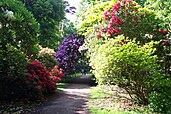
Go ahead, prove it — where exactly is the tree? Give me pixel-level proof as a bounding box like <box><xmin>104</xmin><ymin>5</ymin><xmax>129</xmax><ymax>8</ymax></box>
<box><xmin>77</xmin><ymin>0</ymin><xmax>111</xmax><ymax>23</ymax></box>
<box><xmin>0</xmin><ymin>0</ymin><xmax>39</xmax><ymax>55</ymax></box>
<box><xmin>21</xmin><ymin>0</ymin><xmax>66</xmax><ymax>50</ymax></box>
<box><xmin>0</xmin><ymin>0</ymin><xmax>39</xmax><ymax>100</ymax></box>
<box><xmin>60</xmin><ymin>19</ymin><xmax>77</xmax><ymax>38</ymax></box>
<box><xmin>145</xmin><ymin>0</ymin><xmax>171</xmax><ymax>20</ymax></box>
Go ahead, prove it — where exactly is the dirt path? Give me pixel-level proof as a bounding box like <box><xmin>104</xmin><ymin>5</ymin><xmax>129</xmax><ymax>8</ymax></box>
<box><xmin>32</xmin><ymin>76</ymin><xmax>92</xmax><ymax>114</ymax></box>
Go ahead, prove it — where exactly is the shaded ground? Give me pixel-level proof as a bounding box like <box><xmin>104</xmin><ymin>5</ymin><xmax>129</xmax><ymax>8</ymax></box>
<box><xmin>32</xmin><ymin>75</ymin><xmax>93</xmax><ymax>114</ymax></box>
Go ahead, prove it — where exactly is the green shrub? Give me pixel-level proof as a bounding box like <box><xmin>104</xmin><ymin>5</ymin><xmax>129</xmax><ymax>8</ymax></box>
<box><xmin>91</xmin><ymin>35</ymin><xmax>167</xmax><ymax>104</ymax></box>
<box><xmin>0</xmin><ymin>0</ymin><xmax>39</xmax><ymax>56</ymax></box>
<box><xmin>148</xmin><ymin>87</ymin><xmax>171</xmax><ymax>114</ymax></box>
<box><xmin>36</xmin><ymin>45</ymin><xmax>58</xmax><ymax>69</ymax></box>
<box><xmin>0</xmin><ymin>45</ymin><xmax>29</xmax><ymax>100</ymax></box>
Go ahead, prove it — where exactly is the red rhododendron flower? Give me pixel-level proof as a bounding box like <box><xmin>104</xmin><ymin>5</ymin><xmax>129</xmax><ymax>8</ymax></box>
<box><xmin>163</xmin><ymin>41</ymin><xmax>169</xmax><ymax>45</ymax></box>
<box><xmin>124</xmin><ymin>0</ymin><xmax>127</xmax><ymax>5</ymax></box>
<box><xmin>132</xmin><ymin>18</ymin><xmax>137</xmax><ymax>22</ymax></box>
<box><xmin>124</xmin><ymin>40</ymin><xmax>127</xmax><ymax>44</ymax></box>
<box><xmin>31</xmin><ymin>69</ymin><xmax>36</xmax><ymax>74</ymax></box>
<box><xmin>159</xmin><ymin>30</ymin><xmax>169</xmax><ymax>35</ymax></box>
<box><xmin>107</xmin><ymin>9</ymin><xmax>110</xmax><ymax>13</ymax></box>
<box><xmin>35</xmin><ymin>86</ymin><xmax>41</xmax><ymax>91</ymax></box>
<box><xmin>118</xmin><ymin>42</ymin><xmax>123</xmax><ymax>46</ymax></box>
<box><xmin>134</xmin><ymin>9</ymin><xmax>138</xmax><ymax>12</ymax></box>
<box><xmin>126</xmin><ymin>12</ymin><xmax>130</xmax><ymax>15</ymax></box>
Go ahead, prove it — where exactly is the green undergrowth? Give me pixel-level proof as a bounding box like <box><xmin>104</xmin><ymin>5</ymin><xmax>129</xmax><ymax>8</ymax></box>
<box><xmin>60</xmin><ymin>72</ymin><xmax>83</xmax><ymax>82</ymax></box>
<box><xmin>89</xmin><ymin>85</ymin><xmax>154</xmax><ymax>114</ymax></box>
<box><xmin>56</xmin><ymin>83</ymin><xmax>69</xmax><ymax>91</ymax></box>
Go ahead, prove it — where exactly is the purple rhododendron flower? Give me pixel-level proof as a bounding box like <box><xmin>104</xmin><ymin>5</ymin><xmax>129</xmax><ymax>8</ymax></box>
<box><xmin>56</xmin><ymin>33</ymin><xmax>84</xmax><ymax>71</ymax></box>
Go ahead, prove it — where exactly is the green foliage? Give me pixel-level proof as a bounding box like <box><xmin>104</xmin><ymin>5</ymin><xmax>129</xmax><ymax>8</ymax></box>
<box><xmin>77</xmin><ymin>0</ymin><xmax>117</xmax><ymax>62</ymax></box>
<box><xmin>145</xmin><ymin>0</ymin><xmax>171</xmax><ymax>37</ymax></box>
<box><xmin>148</xmin><ymin>87</ymin><xmax>171</xmax><ymax>114</ymax></box>
<box><xmin>89</xmin><ymin>86</ymin><xmax>141</xmax><ymax>114</ymax></box>
<box><xmin>78</xmin><ymin>0</ymin><xmax>117</xmax><ymax>36</ymax></box>
<box><xmin>0</xmin><ymin>0</ymin><xmax>40</xmax><ymax>56</ymax></box>
<box><xmin>0</xmin><ymin>0</ymin><xmax>40</xmax><ymax>100</ymax></box>
<box><xmin>21</xmin><ymin>0</ymin><xmax>66</xmax><ymax>50</ymax></box>
<box><xmin>61</xmin><ymin>19</ymin><xmax>77</xmax><ymax>38</ymax></box>
<box><xmin>99</xmin><ymin>0</ymin><xmax>164</xmax><ymax>44</ymax></box>
<box><xmin>78</xmin><ymin>0</ymin><xmax>111</xmax><ymax>20</ymax></box>
<box><xmin>90</xmin><ymin>35</ymin><xmax>167</xmax><ymax>104</ymax></box>
<box><xmin>36</xmin><ymin>45</ymin><xmax>58</xmax><ymax>69</ymax></box>
<box><xmin>145</xmin><ymin>0</ymin><xmax>171</xmax><ymax>22</ymax></box>
<box><xmin>0</xmin><ymin>45</ymin><xmax>28</xmax><ymax>78</ymax></box>
<box><xmin>0</xmin><ymin>45</ymin><xmax>29</xmax><ymax>100</ymax></box>
<box><xmin>135</xmin><ymin>0</ymin><xmax>147</xmax><ymax>6</ymax></box>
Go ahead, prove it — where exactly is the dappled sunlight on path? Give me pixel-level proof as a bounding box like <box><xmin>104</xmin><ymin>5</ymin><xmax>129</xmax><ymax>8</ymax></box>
<box><xmin>32</xmin><ymin>76</ymin><xmax>92</xmax><ymax>114</ymax></box>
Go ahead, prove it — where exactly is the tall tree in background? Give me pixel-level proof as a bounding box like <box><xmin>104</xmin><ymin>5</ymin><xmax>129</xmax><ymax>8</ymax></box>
<box><xmin>145</xmin><ymin>0</ymin><xmax>171</xmax><ymax>22</ymax></box>
<box><xmin>21</xmin><ymin>0</ymin><xmax>66</xmax><ymax>50</ymax></box>
<box><xmin>77</xmin><ymin>0</ymin><xmax>110</xmax><ymax>22</ymax></box>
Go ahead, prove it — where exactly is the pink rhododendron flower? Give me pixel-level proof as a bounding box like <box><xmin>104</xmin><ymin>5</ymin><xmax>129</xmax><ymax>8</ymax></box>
<box><xmin>114</xmin><ymin>27</ymin><xmax>119</xmax><ymax>34</ymax></box>
<box><xmin>98</xmin><ymin>31</ymin><xmax>102</xmax><ymax>38</ymax></box>
<box><xmin>127</xmin><ymin>0</ymin><xmax>132</xmax><ymax>2</ymax></box>
<box><xmin>113</xmin><ymin>2</ymin><xmax>121</xmax><ymax>12</ymax></box>
<box><xmin>55</xmin><ymin>65</ymin><xmax>59</xmax><ymax>69</ymax></box>
<box><xmin>107</xmin><ymin>29</ymin><xmax>112</xmax><ymax>35</ymax></box>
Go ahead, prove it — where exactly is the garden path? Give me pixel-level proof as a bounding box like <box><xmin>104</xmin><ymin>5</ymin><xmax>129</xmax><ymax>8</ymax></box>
<box><xmin>32</xmin><ymin>75</ymin><xmax>93</xmax><ymax>114</ymax></box>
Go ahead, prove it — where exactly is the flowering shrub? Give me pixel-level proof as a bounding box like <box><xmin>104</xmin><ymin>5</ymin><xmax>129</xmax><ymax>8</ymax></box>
<box><xmin>51</xmin><ymin>65</ymin><xmax>65</xmax><ymax>82</ymax></box>
<box><xmin>36</xmin><ymin>45</ymin><xmax>58</xmax><ymax>69</ymax></box>
<box><xmin>56</xmin><ymin>33</ymin><xmax>84</xmax><ymax>71</ymax></box>
<box><xmin>98</xmin><ymin>0</ymin><xmax>166</xmax><ymax>43</ymax></box>
<box><xmin>26</xmin><ymin>61</ymin><xmax>58</xmax><ymax>99</ymax></box>
<box><xmin>90</xmin><ymin>35</ymin><xmax>169</xmax><ymax>104</ymax></box>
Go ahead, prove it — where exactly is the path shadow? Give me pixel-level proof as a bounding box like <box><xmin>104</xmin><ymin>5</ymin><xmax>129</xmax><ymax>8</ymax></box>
<box><xmin>67</xmin><ymin>75</ymin><xmax>97</xmax><ymax>86</ymax></box>
<box><xmin>31</xmin><ymin>84</ymin><xmax>90</xmax><ymax>114</ymax></box>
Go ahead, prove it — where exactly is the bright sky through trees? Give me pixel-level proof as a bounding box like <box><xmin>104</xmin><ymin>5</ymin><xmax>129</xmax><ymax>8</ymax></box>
<box><xmin>66</xmin><ymin>0</ymin><xmax>81</xmax><ymax>22</ymax></box>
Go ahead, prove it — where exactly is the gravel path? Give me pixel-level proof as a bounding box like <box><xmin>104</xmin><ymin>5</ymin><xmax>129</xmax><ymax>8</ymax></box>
<box><xmin>32</xmin><ymin>76</ymin><xmax>92</xmax><ymax>114</ymax></box>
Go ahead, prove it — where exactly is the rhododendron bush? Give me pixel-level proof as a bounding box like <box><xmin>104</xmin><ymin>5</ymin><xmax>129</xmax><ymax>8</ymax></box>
<box><xmin>98</xmin><ymin>0</ymin><xmax>167</xmax><ymax>43</ymax></box>
<box><xmin>26</xmin><ymin>61</ymin><xmax>64</xmax><ymax>99</ymax></box>
<box><xmin>36</xmin><ymin>45</ymin><xmax>58</xmax><ymax>69</ymax></box>
<box><xmin>56</xmin><ymin>33</ymin><xmax>84</xmax><ymax>72</ymax></box>
<box><xmin>79</xmin><ymin>0</ymin><xmax>171</xmax><ymax>106</ymax></box>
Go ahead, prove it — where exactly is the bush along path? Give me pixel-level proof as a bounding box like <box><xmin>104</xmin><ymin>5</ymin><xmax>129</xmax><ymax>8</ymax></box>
<box><xmin>31</xmin><ymin>75</ymin><xmax>95</xmax><ymax>114</ymax></box>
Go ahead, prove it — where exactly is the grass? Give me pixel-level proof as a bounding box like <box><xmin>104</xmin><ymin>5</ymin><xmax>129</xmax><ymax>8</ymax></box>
<box><xmin>90</xmin><ymin>107</ymin><xmax>132</xmax><ymax>114</ymax></box>
<box><xmin>88</xmin><ymin>85</ymin><xmax>153</xmax><ymax>114</ymax></box>
<box><xmin>56</xmin><ymin>82</ymin><xmax>69</xmax><ymax>91</ymax></box>
<box><xmin>60</xmin><ymin>72</ymin><xmax>83</xmax><ymax>82</ymax></box>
